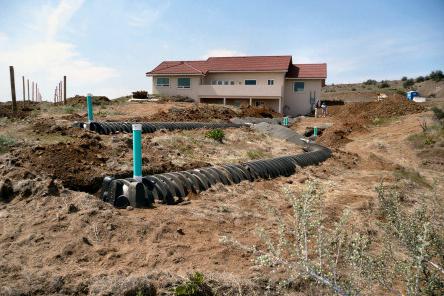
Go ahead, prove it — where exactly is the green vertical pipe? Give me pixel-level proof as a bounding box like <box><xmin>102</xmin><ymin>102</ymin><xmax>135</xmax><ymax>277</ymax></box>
<box><xmin>87</xmin><ymin>94</ymin><xmax>94</xmax><ymax>122</ymax></box>
<box><xmin>132</xmin><ymin>124</ymin><xmax>142</xmax><ymax>182</ymax></box>
<box><xmin>282</xmin><ymin>116</ymin><xmax>289</xmax><ymax>127</ymax></box>
<box><xmin>314</xmin><ymin>126</ymin><xmax>318</xmax><ymax>137</ymax></box>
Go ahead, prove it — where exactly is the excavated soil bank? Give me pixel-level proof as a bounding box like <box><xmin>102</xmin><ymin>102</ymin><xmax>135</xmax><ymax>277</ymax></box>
<box><xmin>318</xmin><ymin>94</ymin><xmax>426</xmax><ymax>147</ymax></box>
<box><xmin>66</xmin><ymin>95</ymin><xmax>110</xmax><ymax>106</ymax></box>
<box><xmin>9</xmin><ymin>134</ymin><xmax>211</xmax><ymax>194</ymax></box>
<box><xmin>129</xmin><ymin>104</ymin><xmax>281</xmax><ymax>123</ymax></box>
<box><xmin>0</xmin><ymin>101</ymin><xmax>41</xmax><ymax>119</ymax></box>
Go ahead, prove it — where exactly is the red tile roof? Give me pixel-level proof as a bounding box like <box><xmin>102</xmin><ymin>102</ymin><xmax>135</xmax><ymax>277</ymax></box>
<box><xmin>205</xmin><ymin>55</ymin><xmax>291</xmax><ymax>72</ymax></box>
<box><xmin>286</xmin><ymin>63</ymin><xmax>327</xmax><ymax>79</ymax></box>
<box><xmin>146</xmin><ymin>56</ymin><xmax>327</xmax><ymax>78</ymax></box>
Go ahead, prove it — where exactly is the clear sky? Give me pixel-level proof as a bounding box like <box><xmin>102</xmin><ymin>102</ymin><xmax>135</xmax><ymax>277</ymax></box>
<box><xmin>0</xmin><ymin>0</ymin><xmax>443</xmax><ymax>101</ymax></box>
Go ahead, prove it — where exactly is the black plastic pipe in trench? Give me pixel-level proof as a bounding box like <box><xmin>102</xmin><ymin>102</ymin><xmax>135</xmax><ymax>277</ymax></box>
<box><xmin>100</xmin><ymin>141</ymin><xmax>332</xmax><ymax>208</ymax></box>
<box><xmin>76</xmin><ymin>121</ymin><xmax>245</xmax><ymax>134</ymax></box>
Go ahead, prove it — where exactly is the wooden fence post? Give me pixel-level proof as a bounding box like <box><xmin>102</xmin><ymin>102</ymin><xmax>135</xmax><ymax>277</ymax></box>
<box><xmin>27</xmin><ymin>79</ymin><xmax>30</xmax><ymax>101</ymax></box>
<box><xmin>32</xmin><ymin>81</ymin><xmax>34</xmax><ymax>101</ymax></box>
<box><xmin>63</xmin><ymin>76</ymin><xmax>67</xmax><ymax>104</ymax></box>
<box><xmin>59</xmin><ymin>81</ymin><xmax>62</xmax><ymax>103</ymax></box>
<box><xmin>22</xmin><ymin>76</ymin><xmax>25</xmax><ymax>103</ymax></box>
<box><xmin>9</xmin><ymin>66</ymin><xmax>17</xmax><ymax>114</ymax></box>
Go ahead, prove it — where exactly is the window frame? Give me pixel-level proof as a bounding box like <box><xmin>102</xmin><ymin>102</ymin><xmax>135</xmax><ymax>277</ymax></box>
<box><xmin>245</xmin><ymin>79</ymin><xmax>257</xmax><ymax>85</ymax></box>
<box><xmin>293</xmin><ymin>81</ymin><xmax>305</xmax><ymax>92</ymax></box>
<box><xmin>267</xmin><ymin>79</ymin><xmax>274</xmax><ymax>86</ymax></box>
<box><xmin>177</xmin><ymin>77</ymin><xmax>191</xmax><ymax>89</ymax></box>
<box><xmin>156</xmin><ymin>77</ymin><xmax>170</xmax><ymax>87</ymax></box>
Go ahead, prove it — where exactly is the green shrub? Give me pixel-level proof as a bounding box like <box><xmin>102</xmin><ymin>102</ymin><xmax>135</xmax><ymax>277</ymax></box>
<box><xmin>246</xmin><ymin>150</ymin><xmax>267</xmax><ymax>160</ymax></box>
<box><xmin>205</xmin><ymin>129</ymin><xmax>224</xmax><ymax>143</ymax></box>
<box><xmin>174</xmin><ymin>272</ymin><xmax>212</xmax><ymax>296</ymax></box>
<box><xmin>431</xmin><ymin>107</ymin><xmax>444</xmax><ymax>120</ymax></box>
<box><xmin>63</xmin><ymin>105</ymin><xmax>77</xmax><ymax>114</ymax></box>
<box><xmin>429</xmin><ymin>70</ymin><xmax>444</xmax><ymax>82</ymax></box>
<box><xmin>363</xmin><ymin>79</ymin><xmax>377</xmax><ymax>85</ymax></box>
<box><xmin>379</xmin><ymin>80</ymin><xmax>390</xmax><ymax>88</ymax></box>
<box><xmin>416</xmin><ymin>76</ymin><xmax>425</xmax><ymax>83</ymax></box>
<box><xmin>222</xmin><ymin>182</ymin><xmax>444</xmax><ymax>295</ymax></box>
<box><xmin>396</xmin><ymin>89</ymin><xmax>406</xmax><ymax>96</ymax></box>
<box><xmin>401</xmin><ymin>76</ymin><xmax>408</xmax><ymax>81</ymax></box>
<box><xmin>132</xmin><ymin>90</ymin><xmax>148</xmax><ymax>99</ymax></box>
<box><xmin>403</xmin><ymin>78</ymin><xmax>415</xmax><ymax>89</ymax></box>
<box><xmin>0</xmin><ymin>135</ymin><xmax>16</xmax><ymax>154</ymax></box>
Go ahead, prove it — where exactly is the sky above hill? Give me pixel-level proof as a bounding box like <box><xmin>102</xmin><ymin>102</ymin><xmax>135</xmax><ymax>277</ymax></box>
<box><xmin>0</xmin><ymin>0</ymin><xmax>443</xmax><ymax>101</ymax></box>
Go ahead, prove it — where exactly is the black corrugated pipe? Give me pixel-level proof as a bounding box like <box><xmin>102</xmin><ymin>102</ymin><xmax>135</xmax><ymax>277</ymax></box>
<box><xmin>77</xmin><ymin>121</ymin><xmax>244</xmax><ymax>135</ymax></box>
<box><xmin>101</xmin><ymin>142</ymin><xmax>331</xmax><ymax>208</ymax></box>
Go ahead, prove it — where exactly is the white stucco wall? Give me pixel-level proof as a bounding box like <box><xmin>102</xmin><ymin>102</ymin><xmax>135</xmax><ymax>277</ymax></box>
<box><xmin>283</xmin><ymin>79</ymin><xmax>322</xmax><ymax>116</ymax></box>
<box><xmin>203</xmin><ymin>72</ymin><xmax>286</xmax><ymax>88</ymax></box>
<box><xmin>151</xmin><ymin>75</ymin><xmax>203</xmax><ymax>101</ymax></box>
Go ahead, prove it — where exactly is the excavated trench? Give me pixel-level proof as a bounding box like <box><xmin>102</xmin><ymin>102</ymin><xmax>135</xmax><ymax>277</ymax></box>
<box><xmin>77</xmin><ymin>121</ymin><xmax>332</xmax><ymax>208</ymax></box>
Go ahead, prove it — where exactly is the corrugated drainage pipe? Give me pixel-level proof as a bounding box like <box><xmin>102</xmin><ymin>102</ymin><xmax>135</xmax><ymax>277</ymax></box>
<box><xmin>101</xmin><ymin>142</ymin><xmax>331</xmax><ymax>208</ymax></box>
<box><xmin>77</xmin><ymin>121</ymin><xmax>245</xmax><ymax>135</ymax></box>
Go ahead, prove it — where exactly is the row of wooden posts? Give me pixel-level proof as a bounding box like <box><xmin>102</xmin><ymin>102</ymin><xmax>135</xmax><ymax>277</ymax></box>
<box><xmin>54</xmin><ymin>76</ymin><xmax>67</xmax><ymax>104</ymax></box>
<box><xmin>8</xmin><ymin>65</ymin><xmax>67</xmax><ymax>115</ymax></box>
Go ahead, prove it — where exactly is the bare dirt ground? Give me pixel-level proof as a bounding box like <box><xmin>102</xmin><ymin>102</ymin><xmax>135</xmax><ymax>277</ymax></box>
<box><xmin>0</xmin><ymin>98</ymin><xmax>443</xmax><ymax>295</ymax></box>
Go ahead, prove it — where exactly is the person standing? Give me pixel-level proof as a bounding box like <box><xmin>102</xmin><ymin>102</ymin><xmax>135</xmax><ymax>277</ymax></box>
<box><xmin>321</xmin><ymin>101</ymin><xmax>328</xmax><ymax>117</ymax></box>
<box><xmin>314</xmin><ymin>99</ymin><xmax>321</xmax><ymax>118</ymax></box>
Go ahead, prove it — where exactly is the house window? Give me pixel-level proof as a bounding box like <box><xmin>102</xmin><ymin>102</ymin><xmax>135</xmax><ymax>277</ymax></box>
<box><xmin>156</xmin><ymin>77</ymin><xmax>169</xmax><ymax>87</ymax></box>
<box><xmin>245</xmin><ymin>80</ymin><xmax>256</xmax><ymax>85</ymax></box>
<box><xmin>230</xmin><ymin>81</ymin><xmax>235</xmax><ymax>85</ymax></box>
<box><xmin>223</xmin><ymin>81</ymin><xmax>229</xmax><ymax>85</ymax></box>
<box><xmin>293</xmin><ymin>81</ymin><xmax>304</xmax><ymax>92</ymax></box>
<box><xmin>177</xmin><ymin>78</ymin><xmax>191</xmax><ymax>88</ymax></box>
<box><xmin>255</xmin><ymin>101</ymin><xmax>265</xmax><ymax>107</ymax></box>
<box><xmin>217</xmin><ymin>80</ymin><xmax>223</xmax><ymax>85</ymax></box>
<box><xmin>268</xmin><ymin>80</ymin><xmax>274</xmax><ymax>85</ymax></box>
<box><xmin>211</xmin><ymin>80</ymin><xmax>217</xmax><ymax>85</ymax></box>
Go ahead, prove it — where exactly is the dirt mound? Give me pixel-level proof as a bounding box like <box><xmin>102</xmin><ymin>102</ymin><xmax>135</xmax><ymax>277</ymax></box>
<box><xmin>66</xmin><ymin>95</ymin><xmax>110</xmax><ymax>106</ymax></box>
<box><xmin>318</xmin><ymin>94</ymin><xmax>426</xmax><ymax>148</ymax></box>
<box><xmin>240</xmin><ymin>106</ymin><xmax>281</xmax><ymax>118</ymax></box>
<box><xmin>146</xmin><ymin>104</ymin><xmax>238</xmax><ymax>122</ymax></box>
<box><xmin>0</xmin><ymin>101</ymin><xmax>41</xmax><ymax>118</ymax></box>
<box><xmin>330</xmin><ymin>93</ymin><xmax>425</xmax><ymax>121</ymax></box>
<box><xmin>10</xmin><ymin>135</ymin><xmax>107</xmax><ymax>192</ymax></box>
<box><xmin>7</xmin><ymin>131</ymin><xmax>211</xmax><ymax>193</ymax></box>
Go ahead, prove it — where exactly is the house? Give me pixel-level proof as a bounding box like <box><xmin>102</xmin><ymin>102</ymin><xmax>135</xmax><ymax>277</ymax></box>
<box><xmin>146</xmin><ymin>55</ymin><xmax>327</xmax><ymax>116</ymax></box>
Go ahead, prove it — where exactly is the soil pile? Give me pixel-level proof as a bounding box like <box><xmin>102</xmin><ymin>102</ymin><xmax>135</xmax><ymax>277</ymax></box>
<box><xmin>329</xmin><ymin>93</ymin><xmax>425</xmax><ymax>121</ymax></box>
<box><xmin>240</xmin><ymin>106</ymin><xmax>281</xmax><ymax>118</ymax></box>
<box><xmin>319</xmin><ymin>94</ymin><xmax>426</xmax><ymax>148</ymax></box>
<box><xmin>10</xmin><ymin>135</ymin><xmax>107</xmax><ymax>192</ymax></box>
<box><xmin>146</xmin><ymin>104</ymin><xmax>238</xmax><ymax>122</ymax></box>
<box><xmin>0</xmin><ymin>101</ymin><xmax>41</xmax><ymax>118</ymax></box>
<box><xmin>66</xmin><ymin>95</ymin><xmax>110</xmax><ymax>106</ymax></box>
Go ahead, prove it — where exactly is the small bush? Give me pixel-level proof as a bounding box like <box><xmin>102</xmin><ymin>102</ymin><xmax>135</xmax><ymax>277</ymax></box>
<box><xmin>403</xmin><ymin>78</ymin><xmax>415</xmax><ymax>89</ymax></box>
<box><xmin>246</xmin><ymin>150</ymin><xmax>267</xmax><ymax>160</ymax></box>
<box><xmin>174</xmin><ymin>272</ymin><xmax>213</xmax><ymax>296</ymax></box>
<box><xmin>401</xmin><ymin>76</ymin><xmax>408</xmax><ymax>81</ymax></box>
<box><xmin>363</xmin><ymin>79</ymin><xmax>377</xmax><ymax>85</ymax></box>
<box><xmin>63</xmin><ymin>105</ymin><xmax>77</xmax><ymax>114</ymax></box>
<box><xmin>431</xmin><ymin>107</ymin><xmax>444</xmax><ymax>120</ymax></box>
<box><xmin>416</xmin><ymin>76</ymin><xmax>425</xmax><ymax>83</ymax></box>
<box><xmin>0</xmin><ymin>135</ymin><xmax>16</xmax><ymax>154</ymax></box>
<box><xmin>132</xmin><ymin>91</ymin><xmax>148</xmax><ymax>99</ymax></box>
<box><xmin>205</xmin><ymin>129</ymin><xmax>224</xmax><ymax>143</ymax></box>
<box><xmin>429</xmin><ymin>70</ymin><xmax>444</xmax><ymax>82</ymax></box>
<box><xmin>379</xmin><ymin>80</ymin><xmax>390</xmax><ymax>88</ymax></box>
<box><xmin>396</xmin><ymin>89</ymin><xmax>406</xmax><ymax>96</ymax></box>
<box><xmin>351</xmin><ymin>87</ymin><xmax>357</xmax><ymax>91</ymax></box>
